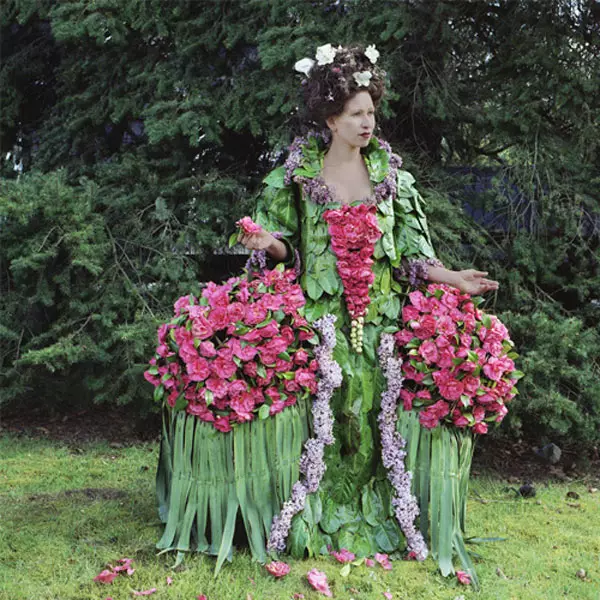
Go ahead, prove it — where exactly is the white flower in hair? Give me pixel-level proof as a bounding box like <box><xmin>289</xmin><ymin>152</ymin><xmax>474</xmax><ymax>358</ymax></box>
<box><xmin>315</xmin><ymin>43</ymin><xmax>337</xmax><ymax>65</ymax></box>
<box><xmin>353</xmin><ymin>71</ymin><xmax>373</xmax><ymax>87</ymax></box>
<box><xmin>294</xmin><ymin>57</ymin><xmax>315</xmax><ymax>75</ymax></box>
<box><xmin>365</xmin><ymin>44</ymin><xmax>380</xmax><ymax>64</ymax></box>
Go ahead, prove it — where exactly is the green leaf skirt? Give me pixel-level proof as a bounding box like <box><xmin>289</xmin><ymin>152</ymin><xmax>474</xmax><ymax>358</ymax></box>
<box><xmin>156</xmin><ymin>398</ymin><xmax>310</xmax><ymax>574</ymax></box>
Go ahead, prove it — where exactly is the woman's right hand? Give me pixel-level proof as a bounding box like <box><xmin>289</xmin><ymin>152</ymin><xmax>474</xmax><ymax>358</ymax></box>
<box><xmin>238</xmin><ymin>230</ymin><xmax>277</xmax><ymax>251</ymax></box>
<box><xmin>238</xmin><ymin>230</ymin><xmax>289</xmax><ymax>262</ymax></box>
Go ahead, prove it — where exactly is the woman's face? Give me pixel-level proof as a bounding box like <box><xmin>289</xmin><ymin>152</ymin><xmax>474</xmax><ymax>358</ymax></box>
<box><xmin>327</xmin><ymin>91</ymin><xmax>375</xmax><ymax>148</ymax></box>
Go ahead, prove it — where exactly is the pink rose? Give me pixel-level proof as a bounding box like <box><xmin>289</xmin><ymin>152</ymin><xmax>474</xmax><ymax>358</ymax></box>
<box><xmin>483</xmin><ymin>356</ymin><xmax>505</xmax><ymax>381</ymax></box>
<box><xmin>374</xmin><ymin>553</ymin><xmax>393</xmax><ymax>570</ymax></box>
<box><xmin>439</xmin><ymin>378</ymin><xmax>464</xmax><ymax>401</ymax></box>
<box><xmin>191</xmin><ymin>316</ymin><xmax>213</xmax><ymax>340</ymax></box>
<box><xmin>452</xmin><ymin>410</ymin><xmax>469</xmax><ymax>428</ymax></box>
<box><xmin>331</xmin><ymin>548</ymin><xmax>355</xmax><ymax>563</ymax></box>
<box><xmin>400</xmin><ymin>389</ymin><xmax>414</xmax><ymax>411</ymax></box>
<box><xmin>408</xmin><ymin>290</ymin><xmax>430</xmax><ymax>312</ymax></box>
<box><xmin>293</xmin><ymin>349</ymin><xmax>309</xmax><ymax>365</ymax></box>
<box><xmin>436</xmin><ymin>315</ymin><xmax>457</xmax><ymax>336</ymax></box>
<box><xmin>473</xmin><ymin>421</ymin><xmax>488</xmax><ymax>435</ymax></box>
<box><xmin>418</xmin><ymin>340</ymin><xmax>439</xmax><ymax>364</ymax></box>
<box><xmin>395</xmin><ymin>329</ymin><xmax>414</xmax><ymax>345</ymax></box>
<box><xmin>456</xmin><ymin>570</ymin><xmax>471</xmax><ymax>585</ymax></box>
<box><xmin>306</xmin><ymin>569</ymin><xmax>332</xmax><ymax>596</ymax></box>
<box><xmin>214</xmin><ymin>416</ymin><xmax>232</xmax><ymax>433</ymax></box>
<box><xmin>236</xmin><ymin>216</ymin><xmax>262</xmax><ymax>235</ymax></box>
<box><xmin>259</xmin><ymin>320</ymin><xmax>280</xmax><ymax>338</ymax></box>
<box><xmin>265</xmin><ymin>561</ymin><xmax>290</xmax><ymax>578</ymax></box>
<box><xmin>210</xmin><ymin>356</ymin><xmax>237</xmax><ymax>379</ymax></box>
<box><xmin>93</xmin><ymin>569</ymin><xmax>118</xmax><ymax>584</ymax></box>
<box><xmin>419</xmin><ymin>408</ymin><xmax>440</xmax><ymax>429</ymax></box>
<box><xmin>199</xmin><ymin>341</ymin><xmax>217</xmax><ymax>358</ymax></box>
<box><xmin>412</xmin><ymin>315</ymin><xmax>436</xmax><ymax>340</ymax></box>
<box><xmin>402</xmin><ymin>305</ymin><xmax>420</xmax><ymax>323</ymax></box>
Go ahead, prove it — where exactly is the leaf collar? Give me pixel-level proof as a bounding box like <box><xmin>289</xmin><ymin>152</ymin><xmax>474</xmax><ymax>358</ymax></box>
<box><xmin>283</xmin><ymin>130</ymin><xmax>403</xmax><ymax>205</ymax></box>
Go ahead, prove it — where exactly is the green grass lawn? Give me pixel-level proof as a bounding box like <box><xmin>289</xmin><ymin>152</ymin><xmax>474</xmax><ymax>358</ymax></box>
<box><xmin>0</xmin><ymin>434</ymin><xmax>598</xmax><ymax>600</ymax></box>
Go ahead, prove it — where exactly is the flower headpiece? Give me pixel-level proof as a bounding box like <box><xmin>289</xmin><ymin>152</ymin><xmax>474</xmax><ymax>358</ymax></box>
<box><xmin>294</xmin><ymin>43</ymin><xmax>379</xmax><ymax>77</ymax></box>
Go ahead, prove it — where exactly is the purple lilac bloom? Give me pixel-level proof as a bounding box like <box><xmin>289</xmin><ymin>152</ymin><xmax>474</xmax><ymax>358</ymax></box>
<box><xmin>267</xmin><ymin>314</ymin><xmax>340</xmax><ymax>553</ymax></box>
<box><xmin>245</xmin><ymin>232</ymin><xmax>301</xmax><ymax>278</ymax></box>
<box><xmin>395</xmin><ymin>257</ymin><xmax>444</xmax><ymax>287</ymax></box>
<box><xmin>377</xmin><ymin>333</ymin><xmax>429</xmax><ymax>561</ymax></box>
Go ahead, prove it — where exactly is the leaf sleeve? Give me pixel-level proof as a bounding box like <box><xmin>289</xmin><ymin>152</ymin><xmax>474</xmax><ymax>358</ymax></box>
<box><xmin>252</xmin><ymin>166</ymin><xmax>300</xmax><ymax>269</ymax></box>
<box><xmin>393</xmin><ymin>170</ymin><xmax>443</xmax><ymax>285</ymax></box>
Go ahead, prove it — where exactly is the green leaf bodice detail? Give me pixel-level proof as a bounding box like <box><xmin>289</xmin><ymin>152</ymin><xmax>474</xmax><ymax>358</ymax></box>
<box><xmin>253</xmin><ymin>133</ymin><xmax>441</xmax><ymax>557</ymax></box>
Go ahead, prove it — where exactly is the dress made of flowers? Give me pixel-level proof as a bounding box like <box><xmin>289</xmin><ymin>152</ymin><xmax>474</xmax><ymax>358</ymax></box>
<box><xmin>254</xmin><ymin>132</ymin><xmax>438</xmax><ymax>556</ymax></box>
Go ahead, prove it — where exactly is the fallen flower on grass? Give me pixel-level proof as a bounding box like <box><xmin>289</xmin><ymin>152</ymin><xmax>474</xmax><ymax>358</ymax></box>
<box><xmin>456</xmin><ymin>571</ymin><xmax>472</xmax><ymax>585</ymax></box>
<box><xmin>331</xmin><ymin>548</ymin><xmax>355</xmax><ymax>563</ymax></box>
<box><xmin>292</xmin><ymin>594</ymin><xmax>305</xmax><ymax>599</ymax></box>
<box><xmin>365</xmin><ymin>558</ymin><xmax>375</xmax><ymax>568</ymax></box>
<box><xmin>265</xmin><ymin>561</ymin><xmax>291</xmax><ymax>578</ymax></box>
<box><xmin>166</xmin><ymin>576</ymin><xmax>173</xmax><ymax>585</ymax></box>
<box><xmin>374</xmin><ymin>553</ymin><xmax>393</xmax><ymax>571</ymax></box>
<box><xmin>132</xmin><ymin>589</ymin><xmax>157</xmax><ymax>596</ymax></box>
<box><xmin>197</xmin><ymin>596</ymin><xmax>208</xmax><ymax>600</ymax></box>
<box><xmin>93</xmin><ymin>569</ymin><xmax>118</xmax><ymax>584</ymax></box>
<box><xmin>112</xmin><ymin>558</ymin><xmax>135</xmax><ymax>576</ymax></box>
<box><xmin>383</xmin><ymin>592</ymin><xmax>393</xmax><ymax>600</ymax></box>
<box><xmin>307</xmin><ymin>569</ymin><xmax>332</xmax><ymax>597</ymax></box>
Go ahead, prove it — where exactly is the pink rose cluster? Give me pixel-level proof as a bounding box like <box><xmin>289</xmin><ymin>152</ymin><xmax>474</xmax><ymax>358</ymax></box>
<box><xmin>323</xmin><ymin>204</ymin><xmax>382</xmax><ymax>320</ymax></box>
<box><xmin>144</xmin><ymin>268</ymin><xmax>319</xmax><ymax>432</ymax></box>
<box><xmin>395</xmin><ymin>284</ymin><xmax>523</xmax><ymax>434</ymax></box>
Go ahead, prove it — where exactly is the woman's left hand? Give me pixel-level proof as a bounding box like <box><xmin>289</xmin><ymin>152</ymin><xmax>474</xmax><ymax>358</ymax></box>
<box><xmin>454</xmin><ymin>269</ymin><xmax>499</xmax><ymax>295</ymax></box>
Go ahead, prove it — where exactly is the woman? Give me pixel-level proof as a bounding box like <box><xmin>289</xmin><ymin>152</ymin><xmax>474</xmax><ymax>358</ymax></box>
<box><xmin>238</xmin><ymin>44</ymin><xmax>498</xmax><ymax>557</ymax></box>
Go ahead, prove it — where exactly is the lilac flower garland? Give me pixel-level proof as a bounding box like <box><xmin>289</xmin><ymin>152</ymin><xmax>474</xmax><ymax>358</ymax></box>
<box><xmin>267</xmin><ymin>314</ymin><xmax>341</xmax><ymax>552</ymax></box>
<box><xmin>377</xmin><ymin>333</ymin><xmax>429</xmax><ymax>561</ymax></box>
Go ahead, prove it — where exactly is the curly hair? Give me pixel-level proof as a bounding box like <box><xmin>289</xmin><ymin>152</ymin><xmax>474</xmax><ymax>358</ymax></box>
<box><xmin>302</xmin><ymin>45</ymin><xmax>386</xmax><ymax>128</ymax></box>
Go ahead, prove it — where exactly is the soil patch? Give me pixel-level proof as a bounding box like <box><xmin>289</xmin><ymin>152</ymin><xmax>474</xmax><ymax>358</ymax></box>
<box><xmin>2</xmin><ymin>404</ymin><xmax>598</xmax><ymax>483</ymax></box>
<box><xmin>0</xmin><ymin>404</ymin><xmax>161</xmax><ymax>445</ymax></box>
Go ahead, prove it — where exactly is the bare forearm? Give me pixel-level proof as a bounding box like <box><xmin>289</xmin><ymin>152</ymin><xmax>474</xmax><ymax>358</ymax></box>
<box><xmin>266</xmin><ymin>238</ymin><xmax>288</xmax><ymax>262</ymax></box>
<box><xmin>427</xmin><ymin>265</ymin><xmax>460</xmax><ymax>287</ymax></box>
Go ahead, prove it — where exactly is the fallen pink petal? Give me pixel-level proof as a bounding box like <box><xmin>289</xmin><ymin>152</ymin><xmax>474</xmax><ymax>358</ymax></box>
<box><xmin>374</xmin><ymin>553</ymin><xmax>393</xmax><ymax>571</ymax></box>
<box><xmin>307</xmin><ymin>569</ymin><xmax>332</xmax><ymax>597</ymax></box>
<box><xmin>383</xmin><ymin>592</ymin><xmax>393</xmax><ymax>600</ymax></box>
<box><xmin>456</xmin><ymin>570</ymin><xmax>472</xmax><ymax>585</ymax></box>
<box><xmin>330</xmin><ymin>548</ymin><xmax>356</xmax><ymax>563</ymax></box>
<box><xmin>292</xmin><ymin>594</ymin><xmax>305</xmax><ymax>599</ymax></box>
<box><xmin>197</xmin><ymin>596</ymin><xmax>208</xmax><ymax>600</ymax></box>
<box><xmin>365</xmin><ymin>558</ymin><xmax>375</xmax><ymax>568</ymax></box>
<box><xmin>166</xmin><ymin>576</ymin><xmax>173</xmax><ymax>585</ymax></box>
<box><xmin>93</xmin><ymin>569</ymin><xmax>118</xmax><ymax>584</ymax></box>
<box><xmin>132</xmin><ymin>588</ymin><xmax>157</xmax><ymax>596</ymax></box>
<box><xmin>265</xmin><ymin>561</ymin><xmax>291</xmax><ymax>578</ymax></box>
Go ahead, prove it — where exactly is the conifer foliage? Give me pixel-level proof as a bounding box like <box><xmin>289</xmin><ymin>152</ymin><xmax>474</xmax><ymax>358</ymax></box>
<box><xmin>1</xmin><ymin>0</ymin><xmax>598</xmax><ymax>444</ymax></box>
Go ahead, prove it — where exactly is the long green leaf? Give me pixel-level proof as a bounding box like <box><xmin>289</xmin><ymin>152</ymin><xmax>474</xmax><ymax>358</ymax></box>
<box><xmin>437</xmin><ymin>427</ymin><xmax>453</xmax><ymax>576</ymax></box>
<box><xmin>429</xmin><ymin>428</ymin><xmax>442</xmax><ymax>559</ymax></box>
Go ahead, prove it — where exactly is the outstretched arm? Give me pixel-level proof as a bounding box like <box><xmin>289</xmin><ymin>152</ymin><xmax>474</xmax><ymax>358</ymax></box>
<box><xmin>427</xmin><ymin>265</ymin><xmax>499</xmax><ymax>295</ymax></box>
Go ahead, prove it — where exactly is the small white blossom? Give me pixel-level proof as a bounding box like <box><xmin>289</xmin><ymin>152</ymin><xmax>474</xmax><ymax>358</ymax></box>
<box><xmin>365</xmin><ymin>44</ymin><xmax>380</xmax><ymax>64</ymax></box>
<box><xmin>294</xmin><ymin>57</ymin><xmax>315</xmax><ymax>75</ymax></box>
<box><xmin>353</xmin><ymin>70</ymin><xmax>373</xmax><ymax>87</ymax></box>
<box><xmin>315</xmin><ymin>43</ymin><xmax>337</xmax><ymax>65</ymax></box>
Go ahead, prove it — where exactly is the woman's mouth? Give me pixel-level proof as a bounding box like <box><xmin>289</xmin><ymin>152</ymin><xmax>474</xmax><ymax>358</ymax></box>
<box><xmin>360</xmin><ymin>132</ymin><xmax>371</xmax><ymax>139</ymax></box>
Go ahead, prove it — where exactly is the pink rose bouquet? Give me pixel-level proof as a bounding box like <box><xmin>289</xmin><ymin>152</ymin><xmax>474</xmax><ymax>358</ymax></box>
<box><xmin>395</xmin><ymin>284</ymin><xmax>523</xmax><ymax>434</ymax></box>
<box><xmin>144</xmin><ymin>267</ymin><xmax>318</xmax><ymax>432</ymax></box>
